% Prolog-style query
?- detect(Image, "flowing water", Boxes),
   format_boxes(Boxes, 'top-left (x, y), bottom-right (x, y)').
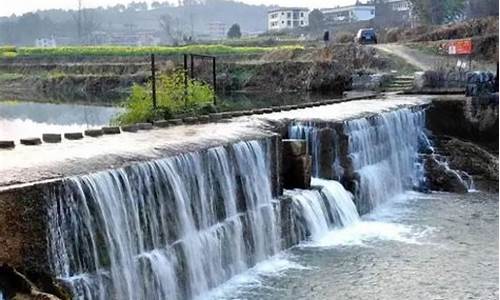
top-left (48, 140), bottom-right (279, 300)
top-left (44, 106), bottom-right (497, 300)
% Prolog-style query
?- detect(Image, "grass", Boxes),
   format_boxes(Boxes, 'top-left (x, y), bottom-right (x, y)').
top-left (0, 73), bottom-right (23, 81)
top-left (0, 44), bottom-right (304, 58)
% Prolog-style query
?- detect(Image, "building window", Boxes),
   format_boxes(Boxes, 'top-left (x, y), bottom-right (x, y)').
top-left (300, 12), bottom-right (304, 17)
top-left (282, 20), bottom-right (285, 24)
top-left (281, 12), bottom-right (285, 15)
top-left (287, 12), bottom-right (291, 18)
top-left (287, 20), bottom-right (291, 26)
top-left (371, 9), bottom-right (375, 15)
top-left (301, 20), bottom-right (304, 25)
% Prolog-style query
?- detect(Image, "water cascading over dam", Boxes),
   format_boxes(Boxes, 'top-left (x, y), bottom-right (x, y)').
top-left (0, 100), bottom-right (442, 299)
top-left (48, 140), bottom-right (280, 300)
top-left (289, 108), bottom-right (428, 215)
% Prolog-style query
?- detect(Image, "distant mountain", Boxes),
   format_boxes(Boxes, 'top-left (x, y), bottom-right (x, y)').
top-left (0, 0), bottom-right (273, 46)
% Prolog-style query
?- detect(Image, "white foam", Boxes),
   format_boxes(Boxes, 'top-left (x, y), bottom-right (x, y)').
top-left (198, 254), bottom-right (308, 300)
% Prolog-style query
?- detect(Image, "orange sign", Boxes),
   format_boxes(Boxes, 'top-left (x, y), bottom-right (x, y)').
top-left (448, 39), bottom-right (473, 55)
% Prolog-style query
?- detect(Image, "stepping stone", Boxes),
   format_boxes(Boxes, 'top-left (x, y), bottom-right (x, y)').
top-left (121, 124), bottom-right (138, 132)
top-left (20, 137), bottom-right (42, 146)
top-left (64, 132), bottom-right (83, 140)
top-left (153, 120), bottom-right (170, 128)
top-left (136, 123), bottom-right (153, 130)
top-left (0, 141), bottom-right (15, 149)
top-left (42, 133), bottom-right (62, 143)
top-left (198, 115), bottom-right (210, 123)
top-left (85, 129), bottom-right (103, 137)
top-left (183, 117), bottom-right (198, 124)
top-left (209, 113), bottom-right (223, 121)
top-left (167, 119), bottom-right (183, 126)
top-left (102, 126), bottom-right (121, 134)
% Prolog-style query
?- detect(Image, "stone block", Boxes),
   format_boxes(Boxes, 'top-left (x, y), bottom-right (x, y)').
top-left (283, 139), bottom-right (307, 157)
top-left (84, 129), bottom-right (103, 137)
top-left (153, 120), bottom-right (169, 128)
top-left (121, 125), bottom-right (138, 132)
top-left (167, 119), bottom-right (183, 126)
top-left (20, 138), bottom-right (42, 146)
top-left (136, 123), bottom-right (153, 130)
top-left (198, 115), bottom-right (210, 123)
top-left (282, 155), bottom-right (312, 189)
top-left (102, 127), bottom-right (121, 134)
top-left (64, 132), bottom-right (83, 140)
top-left (183, 117), bottom-right (198, 124)
top-left (42, 134), bottom-right (62, 143)
top-left (0, 141), bottom-right (15, 149)
top-left (209, 113), bottom-right (223, 121)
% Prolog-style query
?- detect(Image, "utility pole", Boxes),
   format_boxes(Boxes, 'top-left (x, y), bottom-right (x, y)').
top-left (77, 0), bottom-right (83, 44)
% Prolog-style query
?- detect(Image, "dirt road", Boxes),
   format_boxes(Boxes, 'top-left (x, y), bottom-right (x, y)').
top-left (374, 43), bottom-right (496, 72)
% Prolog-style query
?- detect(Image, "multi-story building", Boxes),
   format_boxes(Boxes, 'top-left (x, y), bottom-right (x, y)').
top-left (384, 0), bottom-right (411, 12)
top-left (268, 7), bottom-right (309, 31)
top-left (35, 37), bottom-right (57, 48)
top-left (208, 21), bottom-right (227, 39)
top-left (321, 4), bottom-right (376, 24)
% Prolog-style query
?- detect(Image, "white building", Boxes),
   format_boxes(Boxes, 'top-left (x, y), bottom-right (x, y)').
top-left (208, 21), bottom-right (227, 39)
top-left (35, 37), bottom-right (57, 48)
top-left (321, 4), bottom-right (375, 24)
top-left (268, 7), bottom-right (309, 31)
top-left (385, 0), bottom-right (411, 12)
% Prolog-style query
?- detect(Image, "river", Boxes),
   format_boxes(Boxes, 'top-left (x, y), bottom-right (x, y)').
top-left (204, 191), bottom-right (498, 300)
top-left (0, 100), bottom-right (121, 140)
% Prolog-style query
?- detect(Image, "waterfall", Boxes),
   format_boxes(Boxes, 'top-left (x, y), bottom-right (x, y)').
top-left (286, 178), bottom-right (359, 242)
top-left (345, 109), bottom-right (427, 213)
top-left (48, 140), bottom-right (279, 300)
top-left (288, 109), bottom-right (428, 215)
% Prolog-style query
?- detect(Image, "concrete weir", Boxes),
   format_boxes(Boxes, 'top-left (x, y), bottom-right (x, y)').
top-left (0, 96), bottom-right (432, 298)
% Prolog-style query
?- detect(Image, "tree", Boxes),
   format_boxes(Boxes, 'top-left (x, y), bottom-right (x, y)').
top-left (227, 23), bottom-right (241, 39)
top-left (465, 0), bottom-right (499, 18)
top-left (159, 14), bottom-right (182, 44)
top-left (409, 0), bottom-right (465, 24)
top-left (308, 9), bottom-right (325, 32)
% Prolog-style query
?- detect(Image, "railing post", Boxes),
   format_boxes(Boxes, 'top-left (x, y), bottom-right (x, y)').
top-left (184, 54), bottom-right (188, 107)
top-left (213, 56), bottom-right (217, 106)
top-left (151, 53), bottom-right (157, 109)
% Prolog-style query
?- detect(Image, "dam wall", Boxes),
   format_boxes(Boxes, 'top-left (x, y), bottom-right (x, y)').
top-left (1, 96), bottom-right (465, 300)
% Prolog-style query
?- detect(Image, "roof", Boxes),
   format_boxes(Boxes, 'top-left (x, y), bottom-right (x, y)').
top-left (268, 7), bottom-right (310, 14)
top-left (321, 4), bottom-right (375, 13)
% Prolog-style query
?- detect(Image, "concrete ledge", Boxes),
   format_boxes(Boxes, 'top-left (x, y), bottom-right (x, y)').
top-left (102, 127), bottom-right (121, 134)
top-left (42, 134), bottom-right (62, 143)
top-left (20, 138), bottom-right (42, 146)
top-left (84, 129), bottom-right (104, 137)
top-left (153, 120), bottom-right (170, 128)
top-left (0, 141), bottom-right (15, 149)
top-left (121, 125), bottom-right (138, 132)
top-left (64, 132), bottom-right (84, 140)
top-left (136, 123), bottom-right (153, 130)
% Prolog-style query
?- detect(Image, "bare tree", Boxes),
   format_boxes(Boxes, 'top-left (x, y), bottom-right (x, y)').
top-left (159, 14), bottom-right (182, 45)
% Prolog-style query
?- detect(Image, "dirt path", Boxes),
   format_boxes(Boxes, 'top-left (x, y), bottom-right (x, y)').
top-left (373, 44), bottom-right (441, 71)
top-left (374, 43), bottom-right (496, 72)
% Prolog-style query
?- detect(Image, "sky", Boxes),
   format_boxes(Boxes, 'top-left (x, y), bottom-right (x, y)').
top-left (0, 0), bottom-right (355, 17)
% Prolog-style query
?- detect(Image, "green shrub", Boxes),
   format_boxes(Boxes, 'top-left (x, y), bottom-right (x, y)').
top-left (114, 70), bottom-right (215, 125)
top-left (1, 51), bottom-right (17, 59)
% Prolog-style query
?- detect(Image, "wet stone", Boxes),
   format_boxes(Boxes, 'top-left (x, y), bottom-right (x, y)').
top-left (136, 123), bottom-right (153, 130)
top-left (121, 125), bottom-right (138, 132)
top-left (272, 107), bottom-right (282, 112)
top-left (64, 132), bottom-right (84, 140)
top-left (167, 119), bottom-right (183, 126)
top-left (20, 137), bottom-right (42, 146)
top-left (42, 134), bottom-right (62, 143)
top-left (198, 115), bottom-right (210, 123)
top-left (183, 117), bottom-right (198, 124)
top-left (153, 120), bottom-right (170, 128)
top-left (283, 139), bottom-right (308, 157)
top-left (85, 129), bottom-right (103, 137)
top-left (209, 113), bottom-right (223, 121)
top-left (102, 127), bottom-right (121, 134)
top-left (0, 141), bottom-right (15, 149)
